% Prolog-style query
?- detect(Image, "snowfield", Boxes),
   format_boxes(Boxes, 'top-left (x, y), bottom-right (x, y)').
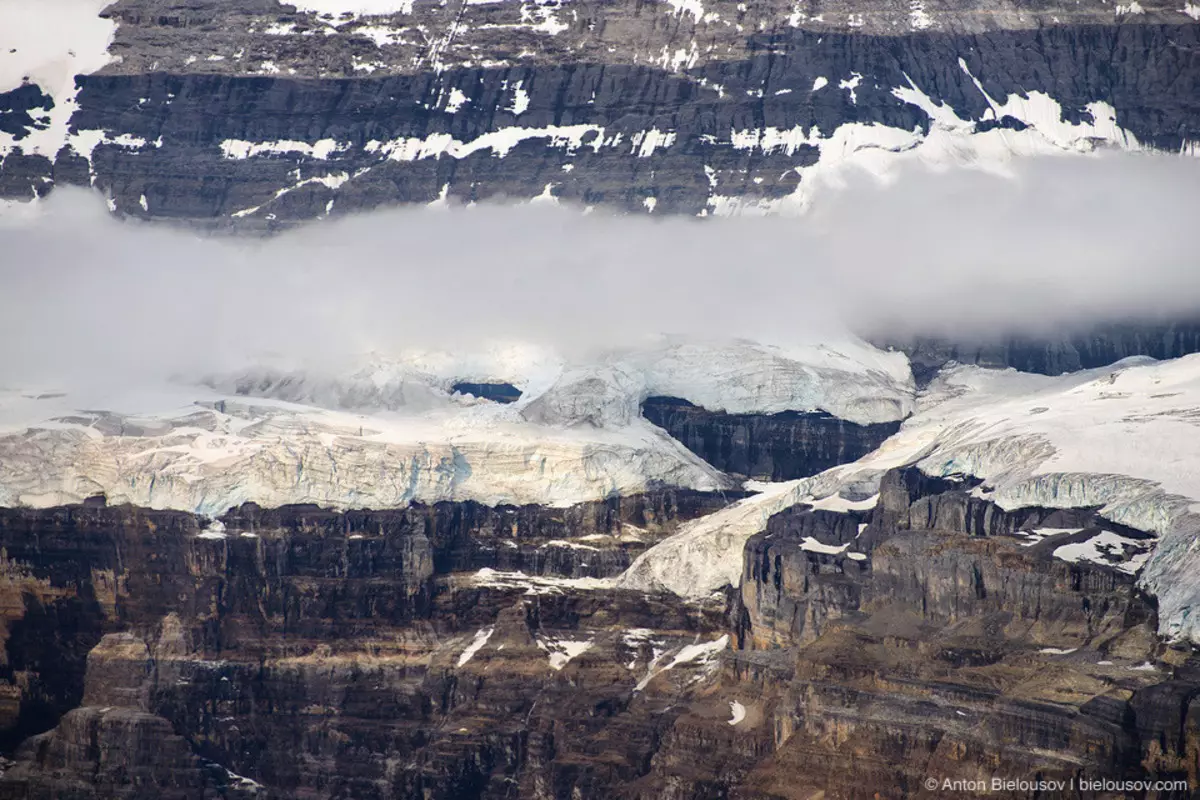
top-left (204, 338), bottom-right (915, 425)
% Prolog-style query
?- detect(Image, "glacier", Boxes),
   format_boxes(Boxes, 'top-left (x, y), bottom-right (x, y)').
top-left (618, 355), bottom-right (1200, 642)
top-left (0, 336), bottom-right (908, 514)
top-left (0, 388), bottom-right (728, 515)
top-left (3, 338), bottom-right (1200, 641)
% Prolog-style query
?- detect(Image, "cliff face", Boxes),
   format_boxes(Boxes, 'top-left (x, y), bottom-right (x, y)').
top-left (879, 321), bottom-right (1200, 384)
top-left (1, 467), bottom-right (1198, 798)
top-left (2, 13), bottom-right (1197, 223)
top-left (642, 396), bottom-right (900, 480)
top-left (0, 490), bottom-right (728, 763)
top-left (0, 496), bottom-right (741, 799)
top-left (724, 467), bottom-right (1197, 798)
top-left (738, 467), bottom-right (1156, 651)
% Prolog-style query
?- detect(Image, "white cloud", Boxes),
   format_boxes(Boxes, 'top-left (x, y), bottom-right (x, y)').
top-left (1, 151), bottom-right (1197, 389)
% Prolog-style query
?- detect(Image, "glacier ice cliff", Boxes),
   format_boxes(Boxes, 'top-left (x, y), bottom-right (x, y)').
top-left (620, 354), bottom-right (1200, 642)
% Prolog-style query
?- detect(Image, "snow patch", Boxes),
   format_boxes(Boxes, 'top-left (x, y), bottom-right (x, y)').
top-left (635, 634), bottom-right (727, 690)
top-left (456, 627), bottom-right (495, 667)
top-left (728, 700), bottom-right (746, 725)
top-left (220, 139), bottom-right (350, 160)
top-left (800, 536), bottom-right (849, 555)
top-left (538, 637), bottom-right (593, 670)
top-left (1053, 531), bottom-right (1153, 575)
top-left (471, 568), bottom-right (613, 594)
top-left (1010, 527), bottom-right (1080, 546)
top-left (0, 0), bottom-right (115, 158)
top-left (839, 73), bottom-right (863, 105)
top-left (445, 87), bottom-right (470, 113)
top-left (632, 128), bottom-right (676, 158)
top-left (366, 124), bottom-right (605, 161)
top-left (508, 83), bottom-right (530, 116)
top-left (197, 520), bottom-right (228, 540)
top-left (286, 0), bottom-right (417, 17)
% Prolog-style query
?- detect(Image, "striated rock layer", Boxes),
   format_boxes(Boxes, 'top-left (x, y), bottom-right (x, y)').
top-left (642, 395), bottom-right (900, 480)
top-left (0, 466), bottom-right (1198, 797)
top-left (877, 319), bottom-right (1200, 384)
top-left (3, 14), bottom-right (1198, 222)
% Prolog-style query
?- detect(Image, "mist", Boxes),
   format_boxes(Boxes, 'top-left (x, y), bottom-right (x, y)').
top-left (2, 151), bottom-right (1198, 388)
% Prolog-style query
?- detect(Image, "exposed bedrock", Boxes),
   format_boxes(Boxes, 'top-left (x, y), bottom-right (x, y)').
top-left (3, 24), bottom-right (1197, 221)
top-left (0, 545), bottom-right (730, 799)
top-left (641, 396), bottom-right (901, 480)
top-left (0, 632), bottom-right (260, 800)
top-left (2, 464), bottom-right (1200, 797)
top-left (738, 466), bottom-right (1154, 651)
top-left (450, 382), bottom-right (523, 403)
top-left (877, 320), bottom-right (1200, 384)
top-left (707, 466), bottom-right (1200, 798)
top-left (0, 489), bottom-right (731, 755)
top-left (221, 488), bottom-right (744, 578)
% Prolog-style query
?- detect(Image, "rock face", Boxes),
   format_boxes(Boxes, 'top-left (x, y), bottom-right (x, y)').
top-left (0, 496), bottom-right (739, 799)
top-left (0, 632), bottom-right (260, 799)
top-left (2, 2), bottom-right (1197, 223)
top-left (451, 382), bottom-right (523, 403)
top-left (642, 395), bottom-right (901, 480)
top-left (880, 320), bottom-right (1200, 384)
top-left (0, 489), bottom-right (728, 758)
top-left (1, 467), bottom-right (1200, 798)
top-left (724, 467), bottom-right (1198, 797)
top-left (737, 467), bottom-right (1156, 650)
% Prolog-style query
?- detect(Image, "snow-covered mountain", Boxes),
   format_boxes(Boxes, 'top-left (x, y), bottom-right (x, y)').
top-left (3, 5), bottom-right (1200, 797)
top-left (1, 0), bottom-right (1196, 222)
top-left (4, 334), bottom-right (1200, 642)
top-left (619, 354), bottom-right (1200, 640)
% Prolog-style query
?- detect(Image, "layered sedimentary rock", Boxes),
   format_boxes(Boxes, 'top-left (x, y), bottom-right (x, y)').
top-left (737, 467), bottom-right (1156, 650)
top-left (720, 466), bottom-right (1197, 798)
top-left (2, 0), bottom-right (1197, 222)
top-left (0, 463), bottom-right (1198, 797)
top-left (0, 495), bottom-right (738, 799)
top-left (642, 395), bottom-right (900, 480)
top-left (879, 320), bottom-right (1200, 384)
top-left (0, 489), bottom-right (727, 760)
